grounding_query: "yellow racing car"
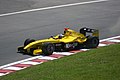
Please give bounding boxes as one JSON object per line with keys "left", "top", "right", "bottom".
{"left": 18, "top": 27, "right": 99, "bottom": 56}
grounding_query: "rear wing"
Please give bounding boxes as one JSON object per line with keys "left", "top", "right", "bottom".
{"left": 80, "top": 27, "right": 99, "bottom": 38}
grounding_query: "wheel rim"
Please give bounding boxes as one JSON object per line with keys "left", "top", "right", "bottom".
{"left": 92, "top": 38, "right": 99, "bottom": 47}
{"left": 47, "top": 44, "right": 54, "bottom": 53}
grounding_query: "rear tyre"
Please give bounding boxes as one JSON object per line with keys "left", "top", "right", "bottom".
{"left": 42, "top": 43, "right": 55, "bottom": 56}
{"left": 24, "top": 38, "right": 35, "bottom": 46}
{"left": 85, "top": 36, "right": 99, "bottom": 48}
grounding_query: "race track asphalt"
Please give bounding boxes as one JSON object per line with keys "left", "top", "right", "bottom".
{"left": 0, "top": 0, "right": 120, "bottom": 66}
{"left": 0, "top": 0, "right": 90, "bottom": 14}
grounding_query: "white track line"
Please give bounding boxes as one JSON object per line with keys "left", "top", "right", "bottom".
{"left": 107, "top": 39, "right": 120, "bottom": 43}
{"left": 0, "top": 0, "right": 108, "bottom": 17}
{"left": 38, "top": 56, "right": 57, "bottom": 60}
{"left": 100, "top": 36, "right": 120, "bottom": 42}
{"left": 21, "top": 61, "right": 41, "bottom": 65}
{"left": 98, "top": 43, "right": 107, "bottom": 47}
{"left": 53, "top": 52, "right": 75, "bottom": 56}
{"left": 0, "top": 56, "right": 41, "bottom": 69}
{"left": 3, "top": 66, "right": 23, "bottom": 71}
{"left": 0, "top": 73, "right": 6, "bottom": 76}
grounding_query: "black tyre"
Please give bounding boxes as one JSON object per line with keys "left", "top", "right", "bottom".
{"left": 29, "top": 48, "right": 36, "bottom": 56}
{"left": 18, "top": 47, "right": 24, "bottom": 53}
{"left": 86, "top": 36, "right": 99, "bottom": 48}
{"left": 42, "top": 43, "right": 55, "bottom": 56}
{"left": 24, "top": 38, "right": 35, "bottom": 46}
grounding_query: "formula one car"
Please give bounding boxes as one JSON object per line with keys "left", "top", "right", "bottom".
{"left": 18, "top": 27, "right": 99, "bottom": 56}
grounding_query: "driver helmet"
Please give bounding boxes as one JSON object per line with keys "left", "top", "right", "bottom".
{"left": 58, "top": 34, "right": 64, "bottom": 39}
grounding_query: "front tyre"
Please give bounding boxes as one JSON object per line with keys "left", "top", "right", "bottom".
{"left": 24, "top": 38, "right": 35, "bottom": 46}
{"left": 18, "top": 47, "right": 24, "bottom": 53}
{"left": 42, "top": 43, "right": 55, "bottom": 56}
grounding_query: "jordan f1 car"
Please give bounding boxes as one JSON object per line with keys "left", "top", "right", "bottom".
{"left": 18, "top": 27, "right": 99, "bottom": 56}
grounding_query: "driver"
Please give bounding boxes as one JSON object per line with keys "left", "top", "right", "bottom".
{"left": 58, "top": 34, "right": 64, "bottom": 39}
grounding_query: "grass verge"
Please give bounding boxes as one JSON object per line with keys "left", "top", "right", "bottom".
{"left": 0, "top": 44, "right": 120, "bottom": 80}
